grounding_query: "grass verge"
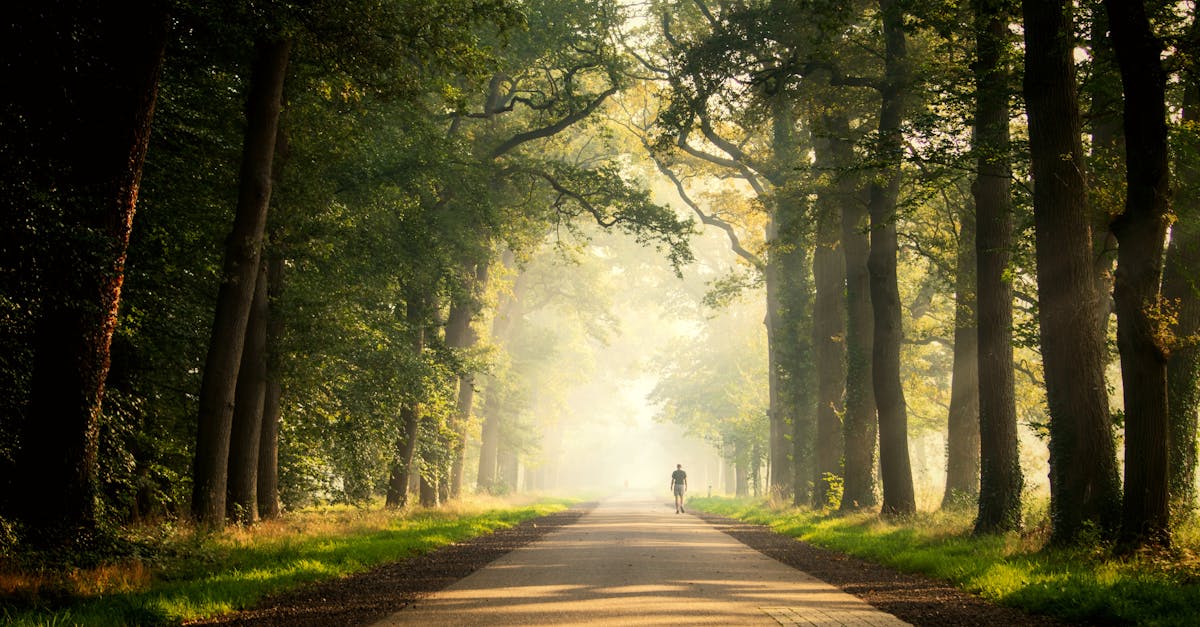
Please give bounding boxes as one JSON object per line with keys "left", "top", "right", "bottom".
{"left": 688, "top": 496, "right": 1200, "bottom": 626}
{"left": 1, "top": 497, "right": 573, "bottom": 626}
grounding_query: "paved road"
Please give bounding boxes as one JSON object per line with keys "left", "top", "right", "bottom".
{"left": 373, "top": 491, "right": 910, "bottom": 626}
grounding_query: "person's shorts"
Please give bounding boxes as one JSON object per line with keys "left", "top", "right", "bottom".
{"left": 673, "top": 485, "right": 685, "bottom": 496}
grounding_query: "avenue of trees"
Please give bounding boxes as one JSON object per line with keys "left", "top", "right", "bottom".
{"left": 2, "top": 0, "right": 1200, "bottom": 559}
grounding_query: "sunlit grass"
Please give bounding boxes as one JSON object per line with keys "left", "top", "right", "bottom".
{"left": 689, "top": 496, "right": 1200, "bottom": 626}
{"left": 0, "top": 495, "right": 575, "bottom": 626}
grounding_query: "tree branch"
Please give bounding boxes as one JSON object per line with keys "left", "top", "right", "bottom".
{"left": 489, "top": 86, "right": 619, "bottom": 159}
{"left": 650, "top": 150, "right": 764, "bottom": 269}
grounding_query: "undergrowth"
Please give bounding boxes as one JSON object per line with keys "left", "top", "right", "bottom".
{"left": 0, "top": 496, "right": 573, "bottom": 626}
{"left": 689, "top": 496, "right": 1200, "bottom": 626}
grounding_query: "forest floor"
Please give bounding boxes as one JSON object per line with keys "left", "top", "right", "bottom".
{"left": 189, "top": 500, "right": 1069, "bottom": 627}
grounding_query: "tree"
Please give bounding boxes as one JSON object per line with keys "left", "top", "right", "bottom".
{"left": 868, "top": 0, "right": 917, "bottom": 517}
{"left": 811, "top": 115, "right": 849, "bottom": 509}
{"left": 1, "top": 2, "right": 168, "bottom": 544}
{"left": 973, "top": 0, "right": 1023, "bottom": 534}
{"left": 1165, "top": 12, "right": 1200, "bottom": 522}
{"left": 1104, "top": 0, "right": 1173, "bottom": 550}
{"left": 191, "top": 37, "right": 291, "bottom": 526}
{"left": 226, "top": 259, "right": 269, "bottom": 523}
{"left": 1021, "top": 0, "right": 1121, "bottom": 543}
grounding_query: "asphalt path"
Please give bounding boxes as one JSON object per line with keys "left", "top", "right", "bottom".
{"left": 373, "top": 491, "right": 910, "bottom": 626}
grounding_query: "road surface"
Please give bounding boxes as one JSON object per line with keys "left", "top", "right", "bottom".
{"left": 373, "top": 491, "right": 910, "bottom": 626}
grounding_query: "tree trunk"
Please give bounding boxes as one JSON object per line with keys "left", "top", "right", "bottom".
{"left": 943, "top": 205, "right": 980, "bottom": 509}
{"left": 1166, "top": 42, "right": 1200, "bottom": 524}
{"left": 256, "top": 251, "right": 284, "bottom": 519}
{"left": 226, "top": 260, "right": 269, "bottom": 524}
{"left": 839, "top": 125, "right": 878, "bottom": 512}
{"left": 735, "top": 439, "right": 750, "bottom": 497}
{"left": 386, "top": 296, "right": 428, "bottom": 509}
{"left": 499, "top": 442, "right": 520, "bottom": 493}
{"left": 1086, "top": 6, "right": 1123, "bottom": 337}
{"left": 1104, "top": 0, "right": 1172, "bottom": 550}
{"left": 420, "top": 475, "right": 439, "bottom": 508}
{"left": 191, "top": 38, "right": 290, "bottom": 527}
{"left": 765, "top": 246, "right": 790, "bottom": 501}
{"left": 869, "top": 0, "right": 916, "bottom": 517}
{"left": 784, "top": 240, "right": 815, "bottom": 507}
{"left": 1022, "top": 0, "right": 1122, "bottom": 543}
{"left": 812, "top": 118, "right": 848, "bottom": 509}
{"left": 256, "top": 131, "right": 288, "bottom": 521}
{"left": 476, "top": 378, "right": 502, "bottom": 493}
{"left": 7, "top": 4, "right": 167, "bottom": 544}
{"left": 447, "top": 261, "right": 489, "bottom": 499}
{"left": 973, "top": 0, "right": 1024, "bottom": 534}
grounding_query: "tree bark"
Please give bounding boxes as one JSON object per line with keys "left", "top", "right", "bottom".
{"left": 447, "top": 261, "right": 489, "bottom": 499}
{"left": 1022, "top": 0, "right": 1122, "bottom": 543}
{"left": 869, "top": 0, "right": 916, "bottom": 517}
{"left": 812, "top": 117, "right": 849, "bottom": 509}
{"left": 476, "top": 386, "right": 501, "bottom": 492}
{"left": 386, "top": 295, "right": 429, "bottom": 508}
{"left": 839, "top": 124, "right": 878, "bottom": 511}
{"left": 226, "top": 260, "right": 269, "bottom": 524}
{"left": 420, "top": 475, "right": 439, "bottom": 507}
{"left": 972, "top": 0, "right": 1024, "bottom": 534}
{"left": 943, "top": 205, "right": 980, "bottom": 509}
{"left": 191, "top": 38, "right": 290, "bottom": 527}
{"left": 1166, "top": 39, "right": 1200, "bottom": 523}
{"left": 257, "top": 254, "right": 285, "bottom": 520}
{"left": 1086, "top": 6, "right": 1122, "bottom": 336}
{"left": 765, "top": 243, "right": 790, "bottom": 501}
{"left": 1104, "top": 0, "right": 1172, "bottom": 550}
{"left": 7, "top": 2, "right": 167, "bottom": 544}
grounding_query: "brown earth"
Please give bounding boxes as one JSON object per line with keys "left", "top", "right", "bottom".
{"left": 190, "top": 504, "right": 1070, "bottom": 626}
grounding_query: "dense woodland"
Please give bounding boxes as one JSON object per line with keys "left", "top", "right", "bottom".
{"left": 2, "top": 0, "right": 1199, "bottom": 562}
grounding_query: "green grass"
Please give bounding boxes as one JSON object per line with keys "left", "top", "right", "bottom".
{"left": 689, "top": 496, "right": 1200, "bottom": 626}
{"left": 1, "top": 498, "right": 573, "bottom": 626}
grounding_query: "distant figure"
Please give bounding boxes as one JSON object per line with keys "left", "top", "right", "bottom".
{"left": 670, "top": 464, "right": 687, "bottom": 514}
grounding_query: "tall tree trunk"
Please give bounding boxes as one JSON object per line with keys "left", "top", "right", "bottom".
{"left": 1022, "top": 0, "right": 1122, "bottom": 543}
{"left": 973, "top": 0, "right": 1024, "bottom": 534}
{"left": 839, "top": 129, "right": 878, "bottom": 511}
{"left": 1166, "top": 42, "right": 1200, "bottom": 524}
{"left": 786, "top": 241, "right": 815, "bottom": 507}
{"left": 476, "top": 385, "right": 501, "bottom": 493}
{"left": 191, "top": 38, "right": 290, "bottom": 527}
{"left": 1104, "top": 0, "right": 1172, "bottom": 550}
{"left": 257, "top": 254, "right": 285, "bottom": 520}
{"left": 7, "top": 3, "right": 168, "bottom": 544}
{"left": 386, "top": 295, "right": 429, "bottom": 508}
{"left": 869, "top": 0, "right": 916, "bottom": 517}
{"left": 226, "top": 260, "right": 268, "bottom": 524}
{"left": 812, "top": 117, "right": 848, "bottom": 509}
{"left": 256, "top": 126, "right": 289, "bottom": 521}
{"left": 735, "top": 439, "right": 749, "bottom": 497}
{"left": 498, "top": 441, "right": 520, "bottom": 493}
{"left": 447, "top": 261, "right": 489, "bottom": 499}
{"left": 943, "top": 206, "right": 980, "bottom": 509}
{"left": 765, "top": 245, "right": 790, "bottom": 501}
{"left": 1087, "top": 4, "right": 1123, "bottom": 336}
{"left": 767, "top": 92, "right": 815, "bottom": 508}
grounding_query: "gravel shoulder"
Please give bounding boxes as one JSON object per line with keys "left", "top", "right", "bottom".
{"left": 191, "top": 504, "right": 1069, "bottom": 626}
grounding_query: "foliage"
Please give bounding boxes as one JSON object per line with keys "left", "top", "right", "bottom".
{"left": 649, "top": 302, "right": 768, "bottom": 473}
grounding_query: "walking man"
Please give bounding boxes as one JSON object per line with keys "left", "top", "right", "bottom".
{"left": 670, "top": 463, "right": 687, "bottom": 514}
